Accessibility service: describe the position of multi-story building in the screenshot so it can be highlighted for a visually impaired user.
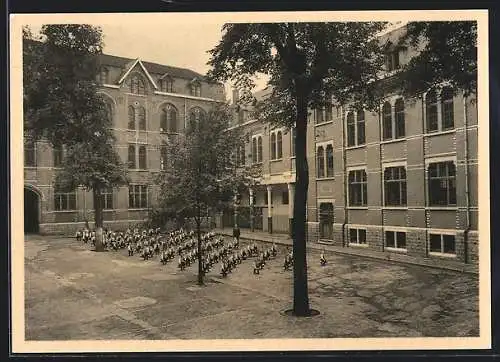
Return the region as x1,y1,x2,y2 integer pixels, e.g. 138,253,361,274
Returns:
24,51,226,235
223,25,479,267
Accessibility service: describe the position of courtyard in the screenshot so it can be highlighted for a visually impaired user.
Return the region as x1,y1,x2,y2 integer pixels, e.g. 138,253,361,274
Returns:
24,234,479,340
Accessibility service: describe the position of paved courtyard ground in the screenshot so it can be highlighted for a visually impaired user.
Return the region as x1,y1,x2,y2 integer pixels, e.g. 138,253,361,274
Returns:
24,234,479,340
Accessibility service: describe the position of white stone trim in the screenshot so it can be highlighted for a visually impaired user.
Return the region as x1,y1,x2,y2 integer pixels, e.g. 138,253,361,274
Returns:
118,58,159,90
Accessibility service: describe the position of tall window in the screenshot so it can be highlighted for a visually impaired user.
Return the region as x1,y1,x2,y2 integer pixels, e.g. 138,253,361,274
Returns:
426,89,438,132
240,145,246,166
441,87,454,130
190,82,201,97
128,144,136,169
356,110,365,145
100,187,113,210
130,75,146,95
429,233,456,255
138,145,147,169
24,140,36,167
128,106,135,130
348,169,367,206
54,186,76,211
428,161,456,206
346,112,355,147
394,98,405,138
326,144,334,177
315,108,324,124
129,185,148,208
317,146,325,178
252,137,257,164
189,107,205,130
160,146,168,170
137,106,146,131
270,132,277,160
257,136,263,163
160,104,177,132
385,49,400,71
291,128,296,157
277,131,282,159
99,67,109,84
160,77,174,93
105,102,113,124
385,230,406,249
53,145,63,168
384,166,407,206
382,102,392,140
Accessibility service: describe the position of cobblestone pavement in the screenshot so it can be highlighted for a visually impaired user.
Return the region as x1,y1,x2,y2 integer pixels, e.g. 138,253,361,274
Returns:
24,234,479,340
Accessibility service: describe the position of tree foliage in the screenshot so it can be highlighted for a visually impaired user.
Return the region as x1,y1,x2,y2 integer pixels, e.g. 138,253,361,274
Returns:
398,21,477,96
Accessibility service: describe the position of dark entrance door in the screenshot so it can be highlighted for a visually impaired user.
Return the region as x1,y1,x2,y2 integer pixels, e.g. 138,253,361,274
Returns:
319,202,334,240
24,188,40,233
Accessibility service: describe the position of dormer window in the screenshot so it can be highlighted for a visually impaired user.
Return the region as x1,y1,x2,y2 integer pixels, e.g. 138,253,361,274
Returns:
99,67,109,84
190,81,201,97
160,76,174,93
129,74,146,95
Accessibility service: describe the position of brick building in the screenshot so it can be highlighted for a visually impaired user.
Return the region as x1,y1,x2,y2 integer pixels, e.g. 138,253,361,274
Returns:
24,52,226,235
222,25,479,266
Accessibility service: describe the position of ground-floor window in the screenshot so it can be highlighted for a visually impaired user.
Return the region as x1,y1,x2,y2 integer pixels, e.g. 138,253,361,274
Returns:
349,228,366,245
54,188,77,211
100,187,114,210
429,233,456,255
385,230,407,250
129,185,148,209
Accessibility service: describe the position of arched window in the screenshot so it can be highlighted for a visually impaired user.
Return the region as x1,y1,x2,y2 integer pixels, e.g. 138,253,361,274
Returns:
190,82,201,97
270,132,276,160
128,144,136,169
426,89,438,132
252,138,257,164
441,87,454,130
137,106,146,130
161,104,177,133
277,131,283,159
394,98,405,138
257,136,263,163
317,146,325,178
160,76,174,93
138,145,147,169
130,75,146,95
346,111,355,147
356,110,365,145
326,144,334,177
128,106,135,130
99,67,109,84
382,102,392,140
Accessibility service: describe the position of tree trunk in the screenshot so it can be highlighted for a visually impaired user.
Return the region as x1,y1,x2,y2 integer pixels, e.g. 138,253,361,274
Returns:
196,215,203,286
292,92,311,316
93,188,105,252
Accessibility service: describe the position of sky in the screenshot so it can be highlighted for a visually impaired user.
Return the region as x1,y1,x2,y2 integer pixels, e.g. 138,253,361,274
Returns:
26,14,409,97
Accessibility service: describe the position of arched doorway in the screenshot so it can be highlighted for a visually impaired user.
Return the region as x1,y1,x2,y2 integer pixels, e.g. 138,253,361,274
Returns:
24,187,40,233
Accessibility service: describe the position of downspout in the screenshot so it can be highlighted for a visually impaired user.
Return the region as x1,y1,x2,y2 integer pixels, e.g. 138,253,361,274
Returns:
463,92,471,264
421,94,429,258
341,105,348,247
378,103,385,252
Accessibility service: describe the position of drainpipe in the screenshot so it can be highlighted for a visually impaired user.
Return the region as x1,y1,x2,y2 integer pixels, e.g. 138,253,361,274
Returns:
378,102,384,252
341,105,348,247
421,94,428,258
463,92,471,264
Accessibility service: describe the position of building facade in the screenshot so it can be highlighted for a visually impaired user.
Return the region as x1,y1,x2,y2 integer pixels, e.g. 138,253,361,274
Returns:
24,52,226,235
223,26,479,267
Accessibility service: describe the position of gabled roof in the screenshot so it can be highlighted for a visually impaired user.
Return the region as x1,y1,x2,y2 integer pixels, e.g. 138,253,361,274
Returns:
117,58,159,90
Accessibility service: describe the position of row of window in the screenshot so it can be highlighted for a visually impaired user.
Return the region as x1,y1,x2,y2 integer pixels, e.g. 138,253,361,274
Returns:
124,104,206,132
98,68,203,97
347,161,456,207
347,227,456,255
54,185,149,211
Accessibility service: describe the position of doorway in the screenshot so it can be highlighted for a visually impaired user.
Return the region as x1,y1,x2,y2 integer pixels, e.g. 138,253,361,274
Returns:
24,187,40,233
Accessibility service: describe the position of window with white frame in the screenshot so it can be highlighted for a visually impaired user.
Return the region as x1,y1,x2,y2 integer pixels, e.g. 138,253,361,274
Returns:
290,127,296,157
346,110,365,147
54,185,77,211
394,98,405,138
349,228,367,245
348,169,367,206
315,105,333,124
270,130,283,160
316,142,334,178
129,185,148,208
190,82,201,97
160,76,174,93
382,102,392,140
429,233,456,255
384,166,407,206
251,135,263,163
385,230,406,249
138,145,147,169
426,87,455,133
100,187,114,210
427,161,456,206
382,98,406,141
127,105,146,130
129,75,146,95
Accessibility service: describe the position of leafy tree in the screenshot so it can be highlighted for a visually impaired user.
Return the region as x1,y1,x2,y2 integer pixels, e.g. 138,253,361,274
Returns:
207,22,387,316
398,21,477,96
23,25,128,249
156,105,260,285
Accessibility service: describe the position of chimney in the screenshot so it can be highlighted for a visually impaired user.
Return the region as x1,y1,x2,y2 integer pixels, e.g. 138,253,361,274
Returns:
232,88,239,105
